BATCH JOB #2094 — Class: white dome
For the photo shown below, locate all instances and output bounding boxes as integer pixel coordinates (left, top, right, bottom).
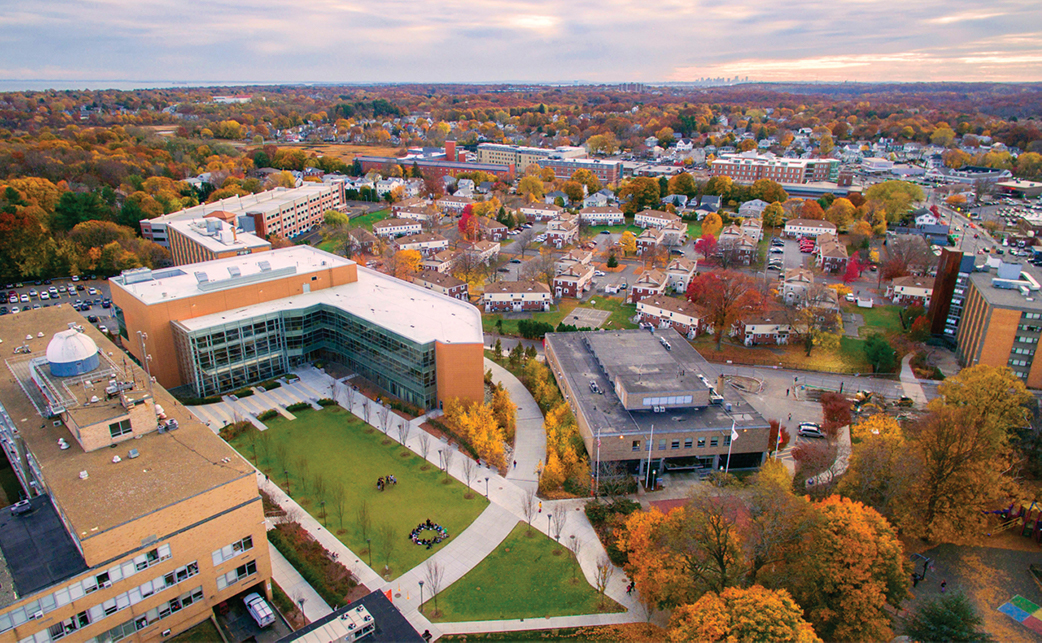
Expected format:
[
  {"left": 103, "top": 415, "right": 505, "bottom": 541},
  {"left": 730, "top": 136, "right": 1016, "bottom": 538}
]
[{"left": 46, "top": 330, "right": 100, "bottom": 371}]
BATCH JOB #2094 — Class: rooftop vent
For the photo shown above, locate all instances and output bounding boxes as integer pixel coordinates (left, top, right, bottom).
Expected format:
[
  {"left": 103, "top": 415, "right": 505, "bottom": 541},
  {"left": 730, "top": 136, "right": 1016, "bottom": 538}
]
[
  {"left": 258, "top": 260, "right": 272, "bottom": 272},
  {"left": 194, "top": 272, "right": 209, "bottom": 284},
  {"left": 128, "top": 449, "right": 140, "bottom": 459},
  {"left": 79, "top": 470, "right": 88, "bottom": 479}
]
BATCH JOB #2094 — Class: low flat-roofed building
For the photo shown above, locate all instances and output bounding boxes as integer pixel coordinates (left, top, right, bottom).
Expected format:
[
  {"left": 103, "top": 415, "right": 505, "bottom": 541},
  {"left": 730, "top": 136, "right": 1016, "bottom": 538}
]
[
  {"left": 0, "top": 306, "right": 269, "bottom": 642},
  {"left": 166, "top": 217, "right": 271, "bottom": 266},
  {"left": 111, "top": 246, "right": 483, "bottom": 409},
  {"left": 784, "top": 218, "right": 837, "bottom": 238},
  {"left": 998, "top": 179, "right": 1042, "bottom": 198},
  {"left": 277, "top": 590, "right": 423, "bottom": 643},
  {"left": 544, "top": 329, "right": 769, "bottom": 476}
]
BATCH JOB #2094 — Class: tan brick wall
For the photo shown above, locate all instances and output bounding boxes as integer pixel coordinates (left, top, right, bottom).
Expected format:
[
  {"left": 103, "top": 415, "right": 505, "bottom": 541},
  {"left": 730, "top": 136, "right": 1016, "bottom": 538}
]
[
  {"left": 113, "top": 263, "right": 358, "bottom": 389},
  {"left": 435, "top": 342, "right": 484, "bottom": 406},
  {"left": 74, "top": 401, "right": 157, "bottom": 453},
  {"left": 977, "top": 308, "right": 1020, "bottom": 369}
]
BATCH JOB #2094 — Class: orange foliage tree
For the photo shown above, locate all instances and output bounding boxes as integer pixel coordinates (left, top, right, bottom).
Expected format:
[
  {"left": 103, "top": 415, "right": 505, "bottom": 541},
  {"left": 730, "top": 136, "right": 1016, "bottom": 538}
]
[{"left": 668, "top": 586, "right": 821, "bottom": 643}]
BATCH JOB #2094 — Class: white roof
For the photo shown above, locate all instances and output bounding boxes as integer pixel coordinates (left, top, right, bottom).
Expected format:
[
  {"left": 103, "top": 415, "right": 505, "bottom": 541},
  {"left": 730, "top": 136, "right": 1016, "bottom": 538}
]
[
  {"left": 167, "top": 218, "right": 270, "bottom": 253},
  {"left": 46, "top": 329, "right": 99, "bottom": 364},
  {"left": 176, "top": 266, "right": 483, "bottom": 345},
  {"left": 112, "top": 247, "right": 354, "bottom": 305}
]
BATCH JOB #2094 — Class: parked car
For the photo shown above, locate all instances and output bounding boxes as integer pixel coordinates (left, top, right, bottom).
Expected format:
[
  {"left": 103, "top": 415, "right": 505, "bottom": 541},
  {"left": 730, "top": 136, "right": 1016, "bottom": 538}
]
[
  {"left": 243, "top": 593, "right": 276, "bottom": 628},
  {"left": 770, "top": 247, "right": 785, "bottom": 254},
  {"left": 797, "top": 422, "right": 825, "bottom": 439},
  {"left": 594, "top": 270, "right": 606, "bottom": 277},
  {"left": 510, "top": 259, "right": 522, "bottom": 264},
  {"left": 845, "top": 293, "right": 856, "bottom": 302}
]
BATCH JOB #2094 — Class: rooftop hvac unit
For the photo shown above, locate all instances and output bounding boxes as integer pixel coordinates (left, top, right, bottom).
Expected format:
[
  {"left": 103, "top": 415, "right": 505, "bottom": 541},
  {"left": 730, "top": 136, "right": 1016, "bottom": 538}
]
[{"left": 228, "top": 266, "right": 241, "bottom": 278}]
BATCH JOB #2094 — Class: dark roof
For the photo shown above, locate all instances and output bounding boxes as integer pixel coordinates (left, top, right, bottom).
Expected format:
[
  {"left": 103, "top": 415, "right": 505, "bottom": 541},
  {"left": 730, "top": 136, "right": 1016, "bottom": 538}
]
[
  {"left": 277, "top": 590, "right": 424, "bottom": 643},
  {"left": 0, "top": 495, "right": 87, "bottom": 597}
]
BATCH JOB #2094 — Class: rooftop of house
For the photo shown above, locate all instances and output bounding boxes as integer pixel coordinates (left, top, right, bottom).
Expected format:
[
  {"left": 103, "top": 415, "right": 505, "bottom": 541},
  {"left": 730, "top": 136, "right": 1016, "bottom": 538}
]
[
  {"left": 111, "top": 246, "right": 354, "bottom": 305},
  {"left": 483, "top": 281, "right": 551, "bottom": 296},
  {"left": 276, "top": 590, "right": 423, "bottom": 643},
  {"left": 0, "top": 307, "right": 253, "bottom": 544}
]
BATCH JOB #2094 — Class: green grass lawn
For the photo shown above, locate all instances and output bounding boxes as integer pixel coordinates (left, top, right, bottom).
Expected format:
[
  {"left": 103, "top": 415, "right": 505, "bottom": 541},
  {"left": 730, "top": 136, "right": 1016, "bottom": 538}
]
[
  {"left": 230, "top": 407, "right": 487, "bottom": 579},
  {"left": 686, "top": 221, "right": 702, "bottom": 239},
  {"left": 425, "top": 523, "right": 622, "bottom": 621},
  {"left": 844, "top": 304, "right": 904, "bottom": 337},
  {"left": 169, "top": 619, "right": 221, "bottom": 643},
  {"left": 483, "top": 297, "right": 637, "bottom": 335},
  {"left": 350, "top": 209, "right": 390, "bottom": 230}
]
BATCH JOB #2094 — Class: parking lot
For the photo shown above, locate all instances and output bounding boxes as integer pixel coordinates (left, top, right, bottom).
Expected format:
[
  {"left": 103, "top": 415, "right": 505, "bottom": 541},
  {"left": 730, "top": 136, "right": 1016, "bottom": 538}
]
[{"left": 0, "top": 277, "right": 116, "bottom": 336}]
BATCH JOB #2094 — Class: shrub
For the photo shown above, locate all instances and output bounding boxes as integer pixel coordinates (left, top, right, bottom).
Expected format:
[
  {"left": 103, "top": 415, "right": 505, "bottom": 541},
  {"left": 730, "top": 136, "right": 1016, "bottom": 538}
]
[
  {"left": 585, "top": 500, "right": 640, "bottom": 566},
  {"left": 257, "top": 409, "right": 279, "bottom": 421},
  {"left": 232, "top": 388, "right": 255, "bottom": 398},
  {"left": 286, "top": 402, "right": 312, "bottom": 412},
  {"left": 218, "top": 421, "right": 254, "bottom": 441},
  {"left": 268, "top": 523, "right": 357, "bottom": 607},
  {"left": 517, "top": 319, "right": 555, "bottom": 339},
  {"left": 258, "top": 380, "right": 282, "bottom": 391},
  {"left": 317, "top": 398, "right": 337, "bottom": 407}
]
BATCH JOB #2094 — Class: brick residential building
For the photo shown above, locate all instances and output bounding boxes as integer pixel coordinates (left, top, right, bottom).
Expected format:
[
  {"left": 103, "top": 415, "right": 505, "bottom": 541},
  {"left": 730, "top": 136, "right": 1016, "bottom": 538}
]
[
  {"left": 413, "top": 271, "right": 469, "bottom": 301},
  {"left": 665, "top": 257, "right": 698, "bottom": 293},
  {"left": 420, "top": 249, "right": 461, "bottom": 273},
  {"left": 536, "top": 157, "right": 622, "bottom": 183},
  {"left": 887, "top": 275, "right": 934, "bottom": 306},
  {"left": 635, "top": 209, "right": 681, "bottom": 229},
  {"left": 553, "top": 264, "right": 595, "bottom": 299},
  {"left": 580, "top": 206, "right": 625, "bottom": 226},
  {"left": 637, "top": 294, "right": 710, "bottom": 338},
  {"left": 482, "top": 281, "right": 552, "bottom": 312},
  {"left": 629, "top": 269, "right": 668, "bottom": 304},
  {"left": 815, "top": 232, "right": 849, "bottom": 273},
  {"left": 436, "top": 195, "right": 475, "bottom": 215},
  {"left": 477, "top": 217, "right": 509, "bottom": 241},
  {"left": 711, "top": 152, "right": 839, "bottom": 184},
  {"left": 546, "top": 217, "right": 579, "bottom": 248},
  {"left": 373, "top": 218, "right": 423, "bottom": 239},
  {"left": 520, "top": 203, "right": 563, "bottom": 222},
  {"left": 556, "top": 249, "right": 594, "bottom": 274},
  {"left": 393, "top": 232, "right": 449, "bottom": 257},
  {"left": 784, "top": 218, "right": 837, "bottom": 238},
  {"left": 636, "top": 227, "right": 665, "bottom": 255}
]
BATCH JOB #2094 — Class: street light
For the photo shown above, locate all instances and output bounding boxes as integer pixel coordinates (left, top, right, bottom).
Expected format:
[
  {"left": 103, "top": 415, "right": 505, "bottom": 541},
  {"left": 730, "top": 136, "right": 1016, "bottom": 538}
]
[
  {"left": 298, "top": 597, "right": 307, "bottom": 625},
  {"left": 418, "top": 581, "right": 425, "bottom": 613},
  {"left": 547, "top": 513, "right": 552, "bottom": 534},
  {"left": 366, "top": 538, "right": 372, "bottom": 567},
  {"left": 484, "top": 477, "right": 489, "bottom": 498}
]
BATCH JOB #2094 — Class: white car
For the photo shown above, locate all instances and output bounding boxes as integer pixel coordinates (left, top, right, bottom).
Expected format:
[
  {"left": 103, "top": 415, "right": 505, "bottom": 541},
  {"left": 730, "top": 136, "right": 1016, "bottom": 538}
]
[
  {"left": 769, "top": 247, "right": 785, "bottom": 254},
  {"left": 594, "top": 270, "right": 606, "bottom": 277},
  {"left": 244, "top": 593, "right": 275, "bottom": 628},
  {"left": 798, "top": 422, "right": 825, "bottom": 439},
  {"left": 845, "top": 293, "right": 856, "bottom": 302}
]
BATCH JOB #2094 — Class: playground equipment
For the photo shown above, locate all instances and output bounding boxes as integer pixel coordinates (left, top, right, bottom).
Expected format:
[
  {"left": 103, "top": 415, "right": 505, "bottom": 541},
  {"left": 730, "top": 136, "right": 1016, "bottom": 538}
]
[{"left": 987, "top": 501, "right": 1042, "bottom": 542}]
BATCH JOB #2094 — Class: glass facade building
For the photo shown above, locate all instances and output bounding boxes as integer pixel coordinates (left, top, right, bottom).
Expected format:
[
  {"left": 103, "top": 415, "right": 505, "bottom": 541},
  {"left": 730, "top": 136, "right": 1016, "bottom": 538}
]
[{"left": 172, "top": 304, "right": 438, "bottom": 408}]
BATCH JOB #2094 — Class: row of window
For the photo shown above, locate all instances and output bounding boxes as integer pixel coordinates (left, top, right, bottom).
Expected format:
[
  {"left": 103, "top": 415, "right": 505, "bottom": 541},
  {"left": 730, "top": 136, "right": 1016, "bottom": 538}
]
[
  {"left": 633, "top": 435, "right": 730, "bottom": 452},
  {"left": 86, "top": 587, "right": 205, "bottom": 643},
  {"left": 216, "top": 560, "right": 258, "bottom": 591},
  {"left": 641, "top": 396, "right": 694, "bottom": 407},
  {"left": 212, "top": 535, "right": 254, "bottom": 566},
  {"left": 1013, "top": 347, "right": 1037, "bottom": 356},
  {"left": 108, "top": 419, "right": 132, "bottom": 439},
  {"left": 1009, "top": 359, "right": 1031, "bottom": 368},
  {"left": 1018, "top": 336, "right": 1040, "bottom": 344},
  {"left": 0, "top": 546, "right": 171, "bottom": 633}
]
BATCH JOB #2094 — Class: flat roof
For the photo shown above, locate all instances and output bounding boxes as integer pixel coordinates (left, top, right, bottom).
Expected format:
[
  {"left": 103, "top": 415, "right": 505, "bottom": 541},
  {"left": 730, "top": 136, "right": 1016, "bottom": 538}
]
[
  {"left": 0, "top": 495, "right": 87, "bottom": 604},
  {"left": 582, "top": 331, "right": 710, "bottom": 397},
  {"left": 150, "top": 184, "right": 336, "bottom": 224},
  {"left": 546, "top": 329, "right": 769, "bottom": 438},
  {"left": 111, "top": 246, "right": 354, "bottom": 305},
  {"left": 969, "top": 264, "right": 1042, "bottom": 310},
  {"left": 176, "top": 266, "right": 483, "bottom": 346},
  {"left": 277, "top": 591, "right": 423, "bottom": 643},
  {"left": 0, "top": 307, "right": 254, "bottom": 540},
  {"left": 166, "top": 218, "right": 270, "bottom": 254}
]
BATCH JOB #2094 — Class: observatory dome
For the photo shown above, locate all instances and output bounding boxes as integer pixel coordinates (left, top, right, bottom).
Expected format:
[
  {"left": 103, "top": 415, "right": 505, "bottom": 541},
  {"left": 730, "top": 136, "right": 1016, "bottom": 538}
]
[{"left": 46, "top": 329, "right": 101, "bottom": 377}]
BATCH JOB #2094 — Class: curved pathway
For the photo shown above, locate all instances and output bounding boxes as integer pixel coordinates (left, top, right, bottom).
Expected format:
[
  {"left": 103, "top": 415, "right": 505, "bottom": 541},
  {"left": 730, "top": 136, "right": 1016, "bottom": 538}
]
[{"left": 484, "top": 357, "right": 547, "bottom": 492}]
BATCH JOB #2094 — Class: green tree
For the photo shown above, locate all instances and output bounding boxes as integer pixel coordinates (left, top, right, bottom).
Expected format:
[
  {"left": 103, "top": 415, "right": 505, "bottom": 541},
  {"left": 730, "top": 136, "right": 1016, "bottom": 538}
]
[
  {"left": 863, "top": 334, "right": 897, "bottom": 373},
  {"left": 762, "top": 202, "right": 785, "bottom": 228},
  {"left": 324, "top": 210, "right": 349, "bottom": 226},
  {"left": 904, "top": 592, "right": 993, "bottom": 643},
  {"left": 863, "top": 180, "right": 924, "bottom": 222},
  {"left": 54, "top": 191, "right": 110, "bottom": 232}
]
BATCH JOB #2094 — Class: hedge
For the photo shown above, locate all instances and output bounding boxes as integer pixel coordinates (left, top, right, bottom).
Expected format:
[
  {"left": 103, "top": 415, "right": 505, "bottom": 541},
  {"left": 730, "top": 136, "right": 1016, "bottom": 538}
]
[
  {"left": 257, "top": 409, "right": 279, "bottom": 421},
  {"left": 267, "top": 523, "right": 357, "bottom": 607},
  {"left": 286, "top": 402, "right": 312, "bottom": 412},
  {"left": 317, "top": 398, "right": 338, "bottom": 407}
]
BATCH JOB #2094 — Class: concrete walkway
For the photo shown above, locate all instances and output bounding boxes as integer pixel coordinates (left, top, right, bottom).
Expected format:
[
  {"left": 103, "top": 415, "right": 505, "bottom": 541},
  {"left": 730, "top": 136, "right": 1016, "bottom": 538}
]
[
  {"left": 899, "top": 354, "right": 929, "bottom": 406},
  {"left": 484, "top": 358, "right": 546, "bottom": 492},
  {"left": 268, "top": 544, "right": 334, "bottom": 622}
]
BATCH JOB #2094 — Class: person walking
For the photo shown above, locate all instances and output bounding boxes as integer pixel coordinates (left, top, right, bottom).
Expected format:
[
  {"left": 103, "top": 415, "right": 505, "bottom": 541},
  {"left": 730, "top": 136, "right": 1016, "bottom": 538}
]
[
  {"left": 513, "top": 460, "right": 517, "bottom": 469},
  {"left": 941, "top": 580, "right": 947, "bottom": 593},
  {"left": 538, "top": 501, "right": 542, "bottom": 513},
  {"left": 786, "top": 388, "right": 789, "bottom": 397}
]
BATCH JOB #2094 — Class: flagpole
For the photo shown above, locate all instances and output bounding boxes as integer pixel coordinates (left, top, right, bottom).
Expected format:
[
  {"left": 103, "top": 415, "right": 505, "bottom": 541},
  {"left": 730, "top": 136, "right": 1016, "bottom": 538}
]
[
  {"left": 725, "top": 419, "right": 736, "bottom": 474},
  {"left": 645, "top": 424, "right": 655, "bottom": 489}
]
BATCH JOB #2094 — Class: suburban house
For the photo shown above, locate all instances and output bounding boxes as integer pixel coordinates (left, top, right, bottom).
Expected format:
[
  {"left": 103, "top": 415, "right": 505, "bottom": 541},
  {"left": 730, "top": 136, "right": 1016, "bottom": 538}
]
[
  {"left": 815, "top": 232, "right": 849, "bottom": 273},
  {"left": 663, "top": 220, "right": 689, "bottom": 246},
  {"left": 636, "top": 227, "right": 665, "bottom": 255},
  {"left": 580, "top": 206, "right": 625, "bottom": 226},
  {"left": 483, "top": 281, "right": 552, "bottom": 312},
  {"left": 556, "top": 248, "right": 594, "bottom": 274},
  {"left": 393, "top": 232, "right": 449, "bottom": 257},
  {"left": 461, "top": 240, "right": 501, "bottom": 264},
  {"left": 392, "top": 197, "right": 430, "bottom": 215},
  {"left": 660, "top": 194, "right": 689, "bottom": 209},
  {"left": 545, "top": 190, "right": 570, "bottom": 205},
  {"left": 553, "top": 264, "right": 595, "bottom": 299},
  {"left": 413, "top": 271, "right": 469, "bottom": 301},
  {"left": 635, "top": 209, "right": 681, "bottom": 229},
  {"left": 780, "top": 268, "right": 816, "bottom": 305},
  {"left": 740, "top": 218, "right": 763, "bottom": 242},
  {"left": 665, "top": 257, "right": 698, "bottom": 293},
  {"left": 420, "top": 248, "right": 460, "bottom": 272},
  {"left": 784, "top": 219, "right": 837, "bottom": 238},
  {"left": 733, "top": 308, "right": 792, "bottom": 346},
  {"left": 582, "top": 191, "right": 610, "bottom": 208},
  {"left": 717, "top": 226, "right": 757, "bottom": 265},
  {"left": 913, "top": 208, "right": 939, "bottom": 227},
  {"left": 520, "top": 202, "right": 563, "bottom": 222},
  {"left": 394, "top": 203, "right": 438, "bottom": 222},
  {"left": 887, "top": 275, "right": 934, "bottom": 306},
  {"left": 346, "top": 228, "right": 380, "bottom": 254},
  {"left": 546, "top": 216, "right": 579, "bottom": 248},
  {"left": 697, "top": 195, "right": 722, "bottom": 213},
  {"left": 739, "top": 199, "right": 769, "bottom": 218},
  {"left": 478, "top": 216, "right": 509, "bottom": 241},
  {"left": 629, "top": 269, "right": 669, "bottom": 304},
  {"left": 636, "top": 294, "right": 710, "bottom": 339},
  {"left": 372, "top": 218, "right": 423, "bottom": 239},
  {"left": 436, "top": 195, "right": 474, "bottom": 214}
]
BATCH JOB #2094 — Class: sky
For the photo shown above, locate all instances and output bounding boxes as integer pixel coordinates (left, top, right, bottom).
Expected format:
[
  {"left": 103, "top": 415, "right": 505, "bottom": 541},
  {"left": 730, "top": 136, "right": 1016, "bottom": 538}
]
[{"left": 1, "top": 0, "right": 1041, "bottom": 87}]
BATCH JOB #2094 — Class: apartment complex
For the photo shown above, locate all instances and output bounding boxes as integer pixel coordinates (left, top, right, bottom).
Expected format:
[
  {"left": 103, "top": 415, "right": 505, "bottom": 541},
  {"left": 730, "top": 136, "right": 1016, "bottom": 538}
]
[
  {"left": 711, "top": 152, "right": 839, "bottom": 184},
  {"left": 0, "top": 306, "right": 269, "bottom": 643},
  {"left": 110, "top": 247, "right": 484, "bottom": 409},
  {"left": 956, "top": 262, "right": 1042, "bottom": 388},
  {"left": 355, "top": 156, "right": 514, "bottom": 181},
  {"left": 475, "top": 144, "right": 585, "bottom": 172},
  {"left": 928, "top": 249, "right": 976, "bottom": 340},
  {"left": 535, "top": 158, "right": 622, "bottom": 184},
  {"left": 166, "top": 218, "right": 271, "bottom": 266},
  {"left": 140, "top": 184, "right": 345, "bottom": 247},
  {"left": 544, "top": 329, "right": 769, "bottom": 479}
]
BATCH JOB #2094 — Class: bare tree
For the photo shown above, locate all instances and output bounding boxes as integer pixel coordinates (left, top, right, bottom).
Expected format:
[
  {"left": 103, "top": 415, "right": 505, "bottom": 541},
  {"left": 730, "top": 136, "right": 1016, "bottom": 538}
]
[
  {"left": 461, "top": 457, "right": 476, "bottom": 495},
  {"left": 598, "top": 461, "right": 632, "bottom": 501},
  {"left": 312, "top": 472, "right": 326, "bottom": 505},
  {"left": 514, "top": 227, "right": 536, "bottom": 257},
  {"left": 550, "top": 503, "right": 567, "bottom": 543},
  {"left": 418, "top": 432, "right": 432, "bottom": 468},
  {"left": 345, "top": 384, "right": 357, "bottom": 412},
  {"left": 423, "top": 561, "right": 445, "bottom": 617},
  {"left": 331, "top": 379, "right": 344, "bottom": 406},
  {"left": 377, "top": 522, "right": 396, "bottom": 575},
  {"left": 357, "top": 500, "right": 372, "bottom": 545},
  {"left": 595, "top": 555, "right": 615, "bottom": 598},
  {"left": 520, "top": 489, "right": 538, "bottom": 532},
  {"left": 568, "top": 535, "right": 584, "bottom": 581},
  {"left": 396, "top": 419, "right": 411, "bottom": 447},
  {"left": 257, "top": 431, "right": 272, "bottom": 465},
  {"left": 295, "top": 456, "right": 310, "bottom": 495},
  {"left": 378, "top": 404, "right": 392, "bottom": 436},
  {"left": 331, "top": 481, "right": 347, "bottom": 529},
  {"left": 520, "top": 250, "right": 557, "bottom": 288},
  {"left": 362, "top": 397, "right": 372, "bottom": 425},
  {"left": 441, "top": 448, "right": 455, "bottom": 480},
  {"left": 274, "top": 443, "right": 289, "bottom": 473}
]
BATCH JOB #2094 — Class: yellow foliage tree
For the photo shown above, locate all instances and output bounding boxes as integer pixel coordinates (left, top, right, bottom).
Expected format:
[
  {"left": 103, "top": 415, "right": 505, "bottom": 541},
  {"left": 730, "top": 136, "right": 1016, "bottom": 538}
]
[
  {"left": 619, "top": 231, "right": 637, "bottom": 256},
  {"left": 701, "top": 212, "right": 723, "bottom": 239},
  {"left": 668, "top": 586, "right": 821, "bottom": 643}
]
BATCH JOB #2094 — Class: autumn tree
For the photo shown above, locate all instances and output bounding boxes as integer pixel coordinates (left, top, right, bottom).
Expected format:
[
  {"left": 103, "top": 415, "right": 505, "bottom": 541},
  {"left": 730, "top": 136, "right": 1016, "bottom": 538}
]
[
  {"left": 904, "top": 592, "right": 992, "bottom": 643},
  {"left": 799, "top": 200, "right": 826, "bottom": 220},
  {"left": 819, "top": 391, "right": 852, "bottom": 437},
  {"left": 686, "top": 271, "right": 764, "bottom": 350},
  {"left": 668, "top": 586, "right": 821, "bottom": 643},
  {"left": 882, "top": 234, "right": 934, "bottom": 280},
  {"left": 744, "top": 460, "right": 815, "bottom": 584},
  {"left": 749, "top": 179, "right": 788, "bottom": 204},
  {"left": 762, "top": 201, "right": 785, "bottom": 228},
  {"left": 570, "top": 169, "right": 602, "bottom": 195},
  {"left": 863, "top": 180, "right": 924, "bottom": 222},
  {"left": 619, "top": 177, "right": 660, "bottom": 215},
  {"left": 784, "top": 496, "right": 910, "bottom": 643},
  {"left": 694, "top": 233, "right": 718, "bottom": 259},
  {"left": 619, "top": 231, "right": 637, "bottom": 256},
  {"left": 385, "top": 249, "right": 421, "bottom": 280},
  {"left": 617, "top": 508, "right": 696, "bottom": 610},
  {"left": 667, "top": 173, "right": 697, "bottom": 199},
  {"left": 825, "top": 197, "right": 855, "bottom": 227},
  {"left": 840, "top": 415, "right": 916, "bottom": 526},
  {"left": 586, "top": 132, "right": 620, "bottom": 155}
]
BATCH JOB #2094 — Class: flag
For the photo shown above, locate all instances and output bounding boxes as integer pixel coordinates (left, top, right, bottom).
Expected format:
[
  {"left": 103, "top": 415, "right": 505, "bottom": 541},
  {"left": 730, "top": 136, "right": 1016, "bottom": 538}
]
[{"left": 730, "top": 422, "right": 739, "bottom": 442}]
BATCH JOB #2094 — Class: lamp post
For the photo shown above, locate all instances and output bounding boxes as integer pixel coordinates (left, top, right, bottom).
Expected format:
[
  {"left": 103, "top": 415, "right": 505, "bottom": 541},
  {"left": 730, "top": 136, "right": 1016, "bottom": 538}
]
[
  {"left": 418, "top": 581, "right": 425, "bottom": 613},
  {"left": 283, "top": 469, "right": 290, "bottom": 495},
  {"left": 438, "top": 449, "right": 444, "bottom": 471},
  {"left": 547, "top": 513, "right": 552, "bottom": 534},
  {"left": 484, "top": 477, "right": 489, "bottom": 498},
  {"left": 366, "top": 538, "right": 372, "bottom": 567},
  {"left": 298, "top": 597, "right": 307, "bottom": 625},
  {"left": 644, "top": 424, "right": 655, "bottom": 489}
]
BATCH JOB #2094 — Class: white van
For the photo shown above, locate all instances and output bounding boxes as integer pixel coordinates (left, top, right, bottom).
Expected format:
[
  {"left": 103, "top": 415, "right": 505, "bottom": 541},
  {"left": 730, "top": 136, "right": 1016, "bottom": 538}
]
[{"left": 244, "top": 593, "right": 276, "bottom": 628}]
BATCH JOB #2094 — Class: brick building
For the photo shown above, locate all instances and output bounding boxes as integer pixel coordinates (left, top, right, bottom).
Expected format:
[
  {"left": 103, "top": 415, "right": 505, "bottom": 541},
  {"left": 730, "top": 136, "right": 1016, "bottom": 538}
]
[
  {"left": 413, "top": 271, "right": 469, "bottom": 301},
  {"left": 553, "top": 264, "right": 595, "bottom": 299},
  {"left": 636, "top": 294, "right": 710, "bottom": 338},
  {"left": 482, "top": 281, "right": 552, "bottom": 312}
]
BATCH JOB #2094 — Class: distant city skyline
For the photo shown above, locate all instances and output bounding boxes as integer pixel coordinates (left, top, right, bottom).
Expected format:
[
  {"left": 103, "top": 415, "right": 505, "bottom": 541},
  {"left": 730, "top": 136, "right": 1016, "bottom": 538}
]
[{"left": 1, "top": 0, "right": 1040, "bottom": 88}]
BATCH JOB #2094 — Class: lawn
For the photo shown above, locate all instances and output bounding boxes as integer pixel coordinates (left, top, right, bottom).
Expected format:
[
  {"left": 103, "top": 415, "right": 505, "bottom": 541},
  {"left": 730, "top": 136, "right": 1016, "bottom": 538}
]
[
  {"left": 229, "top": 406, "right": 487, "bottom": 579},
  {"left": 424, "top": 523, "right": 622, "bottom": 622},
  {"left": 844, "top": 304, "right": 904, "bottom": 337},
  {"left": 686, "top": 221, "right": 702, "bottom": 239},
  {"left": 691, "top": 335, "right": 874, "bottom": 374},
  {"left": 277, "top": 143, "right": 403, "bottom": 161},
  {"left": 483, "top": 297, "right": 637, "bottom": 335},
  {"left": 349, "top": 209, "right": 390, "bottom": 230},
  {"left": 168, "top": 619, "right": 221, "bottom": 643}
]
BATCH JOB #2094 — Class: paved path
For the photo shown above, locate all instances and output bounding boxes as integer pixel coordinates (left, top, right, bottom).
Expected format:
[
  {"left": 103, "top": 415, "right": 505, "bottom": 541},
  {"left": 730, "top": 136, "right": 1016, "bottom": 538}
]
[
  {"left": 899, "top": 353, "right": 929, "bottom": 406},
  {"left": 484, "top": 358, "right": 546, "bottom": 492},
  {"left": 268, "top": 544, "right": 333, "bottom": 622}
]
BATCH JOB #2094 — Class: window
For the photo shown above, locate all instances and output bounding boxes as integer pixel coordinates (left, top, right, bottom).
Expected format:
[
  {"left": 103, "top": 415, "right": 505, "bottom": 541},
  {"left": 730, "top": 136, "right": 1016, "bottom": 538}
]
[
  {"left": 658, "top": 439, "right": 666, "bottom": 451},
  {"left": 631, "top": 440, "right": 641, "bottom": 452},
  {"left": 671, "top": 440, "right": 680, "bottom": 449},
  {"left": 109, "top": 419, "right": 132, "bottom": 438},
  {"left": 684, "top": 438, "right": 693, "bottom": 448},
  {"left": 724, "top": 435, "right": 732, "bottom": 447},
  {"left": 212, "top": 535, "right": 254, "bottom": 566},
  {"left": 216, "top": 560, "right": 258, "bottom": 590},
  {"left": 697, "top": 438, "right": 706, "bottom": 448},
  {"left": 710, "top": 438, "right": 718, "bottom": 447}
]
